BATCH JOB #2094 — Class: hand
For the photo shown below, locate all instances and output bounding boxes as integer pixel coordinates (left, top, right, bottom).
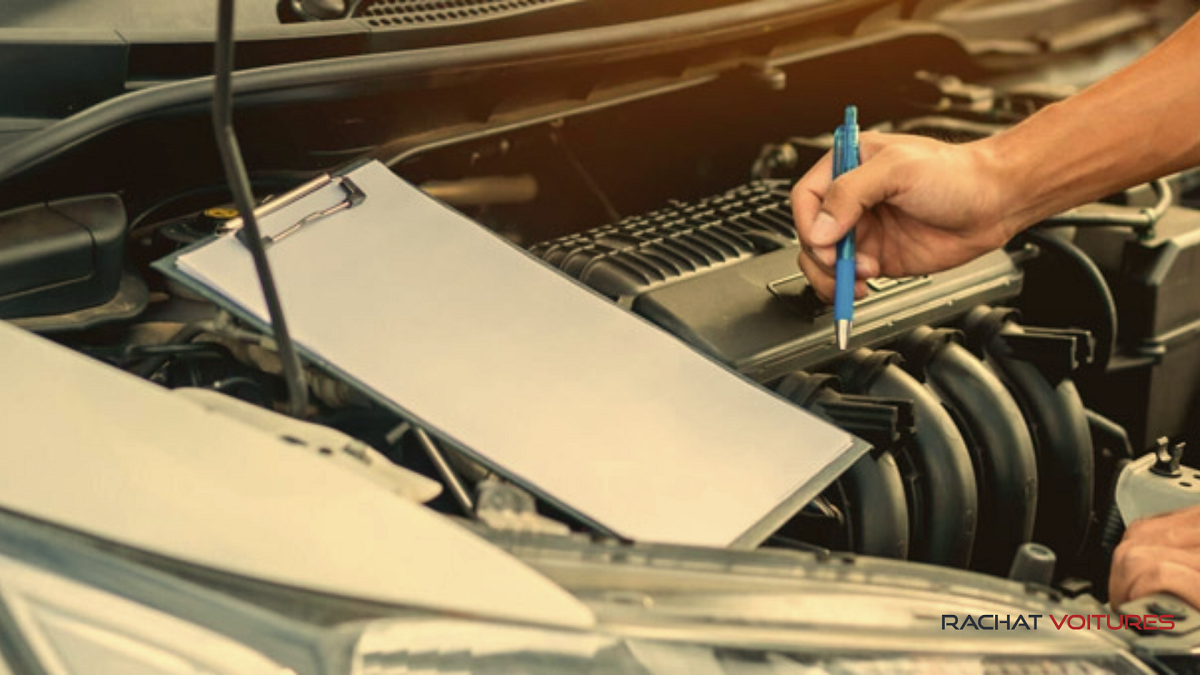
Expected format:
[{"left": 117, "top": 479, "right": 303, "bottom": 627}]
[
  {"left": 792, "top": 132, "right": 1016, "bottom": 300},
  {"left": 1109, "top": 503, "right": 1200, "bottom": 609}
]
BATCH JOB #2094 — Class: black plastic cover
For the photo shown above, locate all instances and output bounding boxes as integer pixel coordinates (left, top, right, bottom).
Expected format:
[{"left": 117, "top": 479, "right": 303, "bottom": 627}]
[
  {"left": 0, "top": 194, "right": 127, "bottom": 319},
  {"left": 1074, "top": 206, "right": 1200, "bottom": 452},
  {"left": 532, "top": 181, "right": 797, "bottom": 300},
  {"left": 635, "top": 247, "right": 1022, "bottom": 382},
  {"left": 535, "top": 181, "right": 1023, "bottom": 382}
]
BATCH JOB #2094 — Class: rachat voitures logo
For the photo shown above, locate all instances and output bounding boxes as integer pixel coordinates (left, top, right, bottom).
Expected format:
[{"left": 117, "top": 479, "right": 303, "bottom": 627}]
[{"left": 941, "top": 614, "right": 1175, "bottom": 631}]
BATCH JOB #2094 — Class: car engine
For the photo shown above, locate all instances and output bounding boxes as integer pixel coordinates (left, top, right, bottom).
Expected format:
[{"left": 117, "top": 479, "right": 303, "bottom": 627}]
[
  {"left": 517, "top": 109, "right": 1200, "bottom": 596},
  {"left": 2, "top": 0, "right": 1199, "bottom": 611}
]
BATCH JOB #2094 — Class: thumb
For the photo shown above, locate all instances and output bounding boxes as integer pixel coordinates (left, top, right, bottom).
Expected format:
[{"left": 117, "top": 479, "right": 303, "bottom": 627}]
[{"left": 809, "top": 160, "right": 894, "bottom": 246}]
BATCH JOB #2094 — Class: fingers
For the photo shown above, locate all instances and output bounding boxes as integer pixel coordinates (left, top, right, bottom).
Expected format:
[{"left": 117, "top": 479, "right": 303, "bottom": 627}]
[
  {"left": 791, "top": 150, "right": 834, "bottom": 245},
  {"left": 798, "top": 247, "right": 834, "bottom": 300},
  {"left": 792, "top": 133, "right": 888, "bottom": 304},
  {"left": 811, "top": 159, "right": 897, "bottom": 247},
  {"left": 801, "top": 245, "right": 878, "bottom": 279},
  {"left": 1109, "top": 544, "right": 1200, "bottom": 609},
  {"left": 797, "top": 247, "right": 874, "bottom": 302},
  {"left": 1110, "top": 503, "right": 1200, "bottom": 609},
  {"left": 792, "top": 150, "right": 848, "bottom": 268},
  {"left": 856, "top": 252, "right": 880, "bottom": 279},
  {"left": 795, "top": 147, "right": 898, "bottom": 247}
]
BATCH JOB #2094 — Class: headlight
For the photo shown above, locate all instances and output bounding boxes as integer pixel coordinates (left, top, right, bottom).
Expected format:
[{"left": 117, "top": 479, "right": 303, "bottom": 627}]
[
  {"left": 351, "top": 616, "right": 1153, "bottom": 674},
  {"left": 0, "top": 553, "right": 292, "bottom": 675},
  {"left": 0, "top": 509, "right": 1159, "bottom": 675}
]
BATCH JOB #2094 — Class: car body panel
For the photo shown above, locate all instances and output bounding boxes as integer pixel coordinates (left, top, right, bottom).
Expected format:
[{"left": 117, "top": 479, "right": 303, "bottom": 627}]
[{"left": 0, "top": 320, "right": 593, "bottom": 630}]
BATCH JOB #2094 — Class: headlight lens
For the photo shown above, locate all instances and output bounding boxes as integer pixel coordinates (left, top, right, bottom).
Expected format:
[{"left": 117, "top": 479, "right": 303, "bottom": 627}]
[{"left": 0, "top": 553, "right": 293, "bottom": 675}]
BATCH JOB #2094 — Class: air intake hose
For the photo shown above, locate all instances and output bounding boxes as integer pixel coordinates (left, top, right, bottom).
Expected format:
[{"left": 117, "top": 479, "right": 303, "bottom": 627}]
[
  {"left": 838, "top": 349, "right": 978, "bottom": 567},
  {"left": 897, "top": 326, "right": 1038, "bottom": 576},
  {"left": 962, "top": 306, "right": 1095, "bottom": 565}
]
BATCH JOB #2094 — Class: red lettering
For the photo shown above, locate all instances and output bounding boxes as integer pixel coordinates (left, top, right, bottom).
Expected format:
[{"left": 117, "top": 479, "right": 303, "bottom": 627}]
[
  {"left": 1106, "top": 615, "right": 1124, "bottom": 630},
  {"left": 1050, "top": 615, "right": 1069, "bottom": 630},
  {"left": 1126, "top": 616, "right": 1143, "bottom": 630},
  {"left": 1161, "top": 615, "right": 1176, "bottom": 630},
  {"left": 1067, "top": 615, "right": 1086, "bottom": 630},
  {"left": 1143, "top": 615, "right": 1159, "bottom": 630}
]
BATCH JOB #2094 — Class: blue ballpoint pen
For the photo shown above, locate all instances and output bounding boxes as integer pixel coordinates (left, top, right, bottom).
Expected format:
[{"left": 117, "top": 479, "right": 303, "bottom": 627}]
[{"left": 832, "top": 105, "right": 860, "bottom": 350}]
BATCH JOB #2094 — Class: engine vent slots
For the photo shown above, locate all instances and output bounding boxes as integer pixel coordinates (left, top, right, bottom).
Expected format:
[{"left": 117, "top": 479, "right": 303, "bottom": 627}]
[
  {"left": 531, "top": 181, "right": 798, "bottom": 299},
  {"left": 357, "top": 0, "right": 563, "bottom": 27}
]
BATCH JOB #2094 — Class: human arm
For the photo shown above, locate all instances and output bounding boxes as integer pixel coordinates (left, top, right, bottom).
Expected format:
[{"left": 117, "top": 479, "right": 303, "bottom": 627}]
[{"left": 793, "top": 11, "right": 1200, "bottom": 299}]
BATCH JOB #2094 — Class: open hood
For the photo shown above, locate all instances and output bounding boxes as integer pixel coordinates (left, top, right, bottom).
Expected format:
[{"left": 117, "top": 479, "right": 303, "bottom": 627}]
[{"left": 0, "top": 320, "right": 592, "bottom": 630}]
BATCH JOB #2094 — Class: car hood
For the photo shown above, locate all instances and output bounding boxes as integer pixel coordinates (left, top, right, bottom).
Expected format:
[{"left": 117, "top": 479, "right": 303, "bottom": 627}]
[{"left": 0, "top": 319, "right": 593, "bottom": 630}]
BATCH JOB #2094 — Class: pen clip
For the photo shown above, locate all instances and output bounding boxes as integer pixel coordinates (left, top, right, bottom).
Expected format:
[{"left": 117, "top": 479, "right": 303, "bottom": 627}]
[{"left": 235, "top": 175, "right": 367, "bottom": 249}]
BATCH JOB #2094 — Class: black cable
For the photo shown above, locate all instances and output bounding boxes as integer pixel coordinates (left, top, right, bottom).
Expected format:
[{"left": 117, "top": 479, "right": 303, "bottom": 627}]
[
  {"left": 127, "top": 184, "right": 232, "bottom": 238},
  {"left": 126, "top": 177, "right": 303, "bottom": 238},
  {"left": 88, "top": 342, "right": 224, "bottom": 368},
  {"left": 214, "top": 0, "right": 309, "bottom": 418},
  {"left": 128, "top": 343, "right": 225, "bottom": 358},
  {"left": 129, "top": 322, "right": 210, "bottom": 378}
]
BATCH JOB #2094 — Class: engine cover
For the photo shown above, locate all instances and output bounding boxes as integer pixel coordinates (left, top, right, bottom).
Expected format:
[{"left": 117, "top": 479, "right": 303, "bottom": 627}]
[{"left": 533, "top": 180, "right": 1024, "bottom": 382}]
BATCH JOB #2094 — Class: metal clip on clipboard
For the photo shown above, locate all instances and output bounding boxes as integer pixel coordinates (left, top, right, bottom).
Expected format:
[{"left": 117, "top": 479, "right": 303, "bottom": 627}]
[{"left": 222, "top": 173, "right": 367, "bottom": 248}]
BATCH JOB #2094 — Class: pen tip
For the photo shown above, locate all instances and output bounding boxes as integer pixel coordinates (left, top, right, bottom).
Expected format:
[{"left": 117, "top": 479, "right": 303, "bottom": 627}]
[
  {"left": 844, "top": 105, "right": 858, "bottom": 127},
  {"left": 835, "top": 320, "right": 851, "bottom": 351}
]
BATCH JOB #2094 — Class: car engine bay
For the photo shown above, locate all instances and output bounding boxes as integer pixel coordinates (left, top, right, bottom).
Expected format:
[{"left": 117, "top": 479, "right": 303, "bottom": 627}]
[{"left": 4, "top": 0, "right": 1200, "bottom": 621}]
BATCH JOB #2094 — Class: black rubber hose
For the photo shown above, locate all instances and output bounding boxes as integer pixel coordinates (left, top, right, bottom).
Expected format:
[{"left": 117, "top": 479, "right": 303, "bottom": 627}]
[
  {"left": 1004, "top": 358, "right": 1093, "bottom": 559},
  {"left": 129, "top": 322, "right": 209, "bottom": 378},
  {"left": 962, "top": 307, "right": 1094, "bottom": 564},
  {"left": 1088, "top": 409, "right": 1134, "bottom": 462},
  {"left": 839, "top": 349, "right": 978, "bottom": 567},
  {"left": 839, "top": 449, "right": 910, "bottom": 559},
  {"left": 898, "top": 326, "right": 1038, "bottom": 576}
]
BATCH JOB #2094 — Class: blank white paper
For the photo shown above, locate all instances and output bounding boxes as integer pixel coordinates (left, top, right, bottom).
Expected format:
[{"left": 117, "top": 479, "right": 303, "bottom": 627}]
[{"left": 175, "top": 161, "right": 858, "bottom": 548}]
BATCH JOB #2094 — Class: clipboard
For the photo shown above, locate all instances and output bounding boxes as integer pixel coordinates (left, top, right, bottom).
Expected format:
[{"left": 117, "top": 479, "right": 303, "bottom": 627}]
[{"left": 154, "top": 160, "right": 869, "bottom": 549}]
